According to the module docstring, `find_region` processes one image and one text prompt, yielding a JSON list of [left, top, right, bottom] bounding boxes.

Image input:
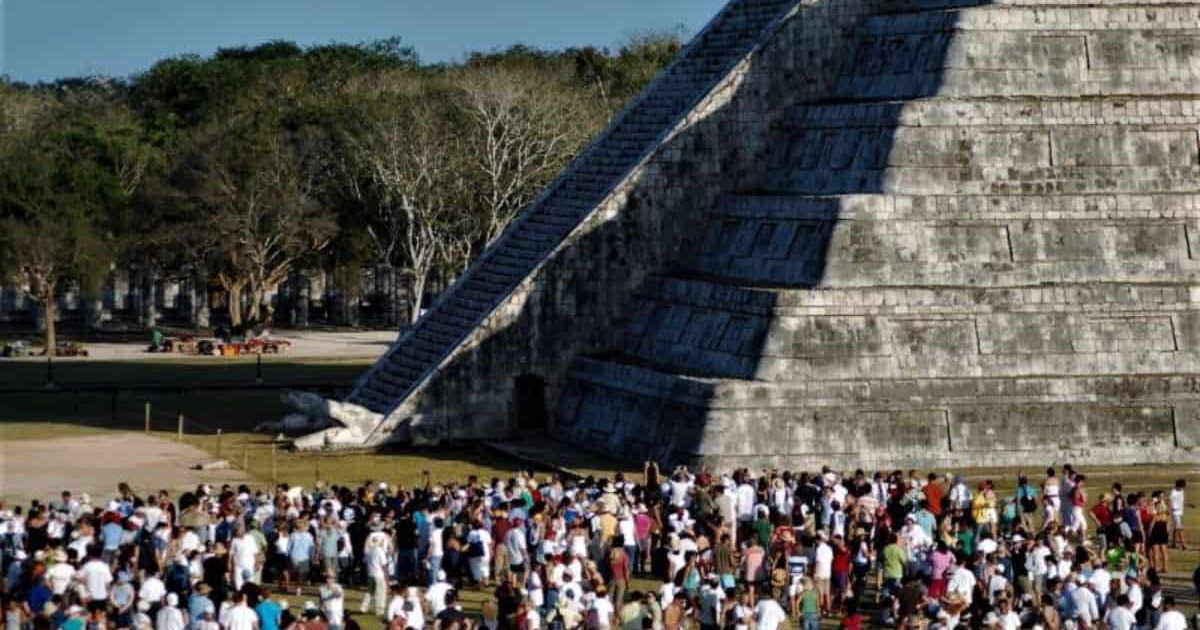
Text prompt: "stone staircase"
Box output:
[[340, 0, 802, 437]]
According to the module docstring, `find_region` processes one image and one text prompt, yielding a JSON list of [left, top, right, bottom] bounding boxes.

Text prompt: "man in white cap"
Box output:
[[196, 602, 219, 630], [426, 571, 452, 617], [156, 593, 186, 630], [361, 523, 390, 616], [45, 549, 76, 596], [1068, 574, 1098, 629]]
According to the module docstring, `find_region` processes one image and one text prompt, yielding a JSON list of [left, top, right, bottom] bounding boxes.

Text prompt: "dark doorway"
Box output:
[[514, 374, 548, 431]]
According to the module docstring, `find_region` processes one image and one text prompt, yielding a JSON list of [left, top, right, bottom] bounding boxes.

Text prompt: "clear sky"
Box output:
[[3, 0, 730, 83]]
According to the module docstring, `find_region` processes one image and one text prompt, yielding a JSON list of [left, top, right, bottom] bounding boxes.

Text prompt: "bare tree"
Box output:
[[200, 133, 337, 326], [456, 66, 598, 247], [349, 98, 468, 324]]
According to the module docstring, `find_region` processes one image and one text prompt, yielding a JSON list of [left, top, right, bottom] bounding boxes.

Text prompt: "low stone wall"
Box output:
[[557, 358, 1199, 469]]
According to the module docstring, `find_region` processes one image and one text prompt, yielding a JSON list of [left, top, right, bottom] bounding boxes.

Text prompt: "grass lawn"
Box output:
[[2, 356, 1198, 630]]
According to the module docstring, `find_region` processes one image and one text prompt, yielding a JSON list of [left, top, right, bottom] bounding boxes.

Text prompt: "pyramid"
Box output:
[[300, 0, 1200, 467]]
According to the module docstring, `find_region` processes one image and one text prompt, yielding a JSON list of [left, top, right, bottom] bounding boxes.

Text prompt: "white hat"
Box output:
[[305, 601, 318, 611], [378, 482, 388, 490], [68, 606, 85, 615]]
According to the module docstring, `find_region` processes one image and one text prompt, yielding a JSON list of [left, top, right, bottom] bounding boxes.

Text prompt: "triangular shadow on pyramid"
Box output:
[[333, 0, 1200, 468]]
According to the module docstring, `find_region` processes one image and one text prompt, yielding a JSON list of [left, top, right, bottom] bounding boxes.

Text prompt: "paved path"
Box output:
[[0, 433, 251, 505], [3, 330, 396, 363]]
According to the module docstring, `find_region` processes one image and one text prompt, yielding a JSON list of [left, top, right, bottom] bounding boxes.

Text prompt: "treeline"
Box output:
[[0, 33, 685, 347]]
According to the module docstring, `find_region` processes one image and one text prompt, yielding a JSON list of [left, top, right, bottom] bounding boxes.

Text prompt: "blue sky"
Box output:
[[3, 0, 729, 83]]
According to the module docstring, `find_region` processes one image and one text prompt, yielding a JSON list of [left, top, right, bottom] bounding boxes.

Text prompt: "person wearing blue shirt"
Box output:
[[102, 521, 124, 553], [255, 590, 282, 630], [25, 570, 51, 618], [287, 527, 316, 588], [189, 584, 214, 628], [912, 502, 936, 538]]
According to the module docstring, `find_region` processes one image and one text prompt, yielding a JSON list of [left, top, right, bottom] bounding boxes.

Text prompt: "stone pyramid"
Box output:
[[299, 0, 1200, 467]]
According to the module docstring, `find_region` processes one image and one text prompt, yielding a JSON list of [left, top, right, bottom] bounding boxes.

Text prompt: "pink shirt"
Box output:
[[930, 550, 953, 579], [742, 547, 766, 581], [634, 514, 652, 540]]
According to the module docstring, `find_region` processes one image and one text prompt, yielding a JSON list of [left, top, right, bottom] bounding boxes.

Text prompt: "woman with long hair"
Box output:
[[1147, 491, 1170, 574]]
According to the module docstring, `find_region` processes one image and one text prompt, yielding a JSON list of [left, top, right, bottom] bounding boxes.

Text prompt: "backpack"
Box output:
[[467, 539, 486, 558]]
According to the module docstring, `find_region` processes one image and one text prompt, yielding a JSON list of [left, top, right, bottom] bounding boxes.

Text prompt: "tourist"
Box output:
[[0, 464, 1194, 630]]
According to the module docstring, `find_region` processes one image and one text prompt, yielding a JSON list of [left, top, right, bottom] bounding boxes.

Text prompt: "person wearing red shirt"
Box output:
[[831, 536, 852, 608], [922, 474, 945, 518]]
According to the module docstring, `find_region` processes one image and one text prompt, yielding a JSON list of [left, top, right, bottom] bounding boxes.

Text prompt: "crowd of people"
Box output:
[[1, 464, 1197, 630]]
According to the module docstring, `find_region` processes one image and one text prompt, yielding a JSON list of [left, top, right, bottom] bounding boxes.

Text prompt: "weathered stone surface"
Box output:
[[309, 0, 1200, 468]]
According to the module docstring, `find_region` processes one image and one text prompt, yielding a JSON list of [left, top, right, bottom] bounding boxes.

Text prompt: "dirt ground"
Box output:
[[3, 329, 396, 362], [0, 432, 251, 505]]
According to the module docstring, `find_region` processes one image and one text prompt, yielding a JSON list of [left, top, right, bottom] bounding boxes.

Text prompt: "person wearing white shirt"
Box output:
[[753, 594, 786, 630], [1126, 579, 1143, 614], [1155, 597, 1187, 630], [525, 603, 542, 630], [78, 553, 114, 603], [1069, 578, 1099, 628], [1169, 480, 1186, 549], [1106, 594, 1136, 630], [561, 575, 583, 609], [426, 572, 452, 616], [229, 526, 260, 591], [658, 582, 677, 612], [45, 558, 76, 596], [466, 523, 493, 585], [403, 587, 424, 630], [995, 599, 1020, 630], [226, 593, 258, 630], [180, 529, 201, 554], [139, 572, 167, 606], [384, 587, 407, 625], [668, 475, 691, 509], [143, 505, 164, 532], [320, 573, 346, 630], [948, 565, 977, 605], [1087, 565, 1111, 608], [156, 593, 185, 630], [590, 591, 615, 630], [736, 482, 756, 524]]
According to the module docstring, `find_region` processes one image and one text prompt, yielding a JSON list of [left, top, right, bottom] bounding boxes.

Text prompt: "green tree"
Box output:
[[0, 126, 123, 351]]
